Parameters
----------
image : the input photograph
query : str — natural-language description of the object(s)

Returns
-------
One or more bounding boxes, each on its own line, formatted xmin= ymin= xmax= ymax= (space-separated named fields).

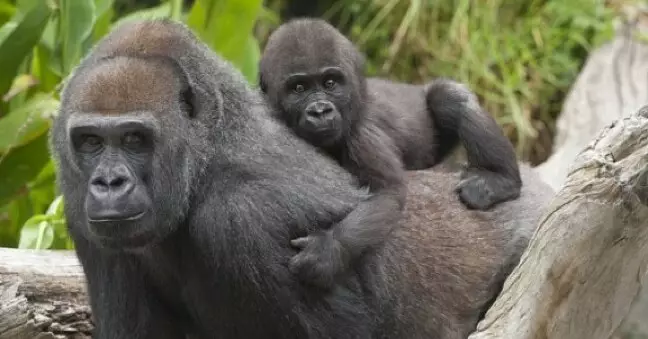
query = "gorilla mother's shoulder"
xmin=50 ymin=18 xmax=553 ymax=339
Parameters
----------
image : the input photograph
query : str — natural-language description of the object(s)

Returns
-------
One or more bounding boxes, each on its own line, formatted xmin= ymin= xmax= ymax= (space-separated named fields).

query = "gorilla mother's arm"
xmin=289 ymin=121 xmax=406 ymax=289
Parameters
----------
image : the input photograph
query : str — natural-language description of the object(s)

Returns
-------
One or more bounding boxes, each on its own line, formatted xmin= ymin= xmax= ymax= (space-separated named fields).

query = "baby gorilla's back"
xmin=366 ymin=77 xmax=440 ymax=170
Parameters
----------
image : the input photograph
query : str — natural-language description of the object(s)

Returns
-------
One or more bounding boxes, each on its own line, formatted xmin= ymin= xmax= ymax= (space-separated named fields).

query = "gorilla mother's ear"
xmin=166 ymin=56 xmax=220 ymax=120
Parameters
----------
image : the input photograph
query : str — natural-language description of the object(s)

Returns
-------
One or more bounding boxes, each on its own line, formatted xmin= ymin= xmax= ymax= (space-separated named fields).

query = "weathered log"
xmin=469 ymin=106 xmax=648 ymax=339
xmin=0 ymin=249 xmax=89 ymax=339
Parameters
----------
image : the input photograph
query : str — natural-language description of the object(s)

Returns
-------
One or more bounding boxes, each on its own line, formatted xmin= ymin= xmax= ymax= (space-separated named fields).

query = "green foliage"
xmin=327 ymin=0 xmax=617 ymax=163
xmin=0 ymin=0 xmax=264 ymax=249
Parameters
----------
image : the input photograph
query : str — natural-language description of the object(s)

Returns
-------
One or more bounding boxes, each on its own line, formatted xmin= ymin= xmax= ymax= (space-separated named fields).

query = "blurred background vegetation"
xmin=0 ymin=0 xmax=627 ymax=250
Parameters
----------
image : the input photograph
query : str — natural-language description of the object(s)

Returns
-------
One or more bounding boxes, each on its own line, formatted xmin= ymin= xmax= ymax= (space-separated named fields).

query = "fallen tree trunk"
xmin=0 ymin=249 xmax=89 ymax=339
xmin=2 ymin=109 xmax=648 ymax=338
xmin=469 ymin=106 xmax=648 ymax=339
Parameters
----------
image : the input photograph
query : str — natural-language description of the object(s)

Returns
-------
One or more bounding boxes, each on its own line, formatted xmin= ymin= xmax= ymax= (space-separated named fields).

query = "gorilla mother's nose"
xmin=89 ymin=164 xmax=135 ymax=197
xmin=305 ymin=100 xmax=334 ymax=118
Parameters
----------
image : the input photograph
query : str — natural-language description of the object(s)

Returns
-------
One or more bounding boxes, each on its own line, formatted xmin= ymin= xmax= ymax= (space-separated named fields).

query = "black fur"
xmin=258 ymin=19 xmax=523 ymax=286
xmin=50 ymin=19 xmax=552 ymax=339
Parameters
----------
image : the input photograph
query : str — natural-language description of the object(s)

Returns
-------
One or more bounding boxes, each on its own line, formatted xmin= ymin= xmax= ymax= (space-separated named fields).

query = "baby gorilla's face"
xmin=278 ymin=67 xmax=350 ymax=148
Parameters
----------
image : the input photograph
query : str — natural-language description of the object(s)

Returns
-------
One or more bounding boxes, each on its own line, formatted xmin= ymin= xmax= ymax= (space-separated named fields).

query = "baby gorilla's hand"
xmin=289 ymin=229 xmax=350 ymax=289
xmin=455 ymin=168 xmax=521 ymax=210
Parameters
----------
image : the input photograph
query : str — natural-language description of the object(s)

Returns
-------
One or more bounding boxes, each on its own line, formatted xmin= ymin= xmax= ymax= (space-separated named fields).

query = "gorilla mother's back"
xmin=51 ymin=19 xmax=554 ymax=339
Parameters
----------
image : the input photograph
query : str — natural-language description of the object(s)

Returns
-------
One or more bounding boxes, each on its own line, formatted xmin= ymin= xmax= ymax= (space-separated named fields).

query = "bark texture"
xmin=470 ymin=106 xmax=648 ymax=339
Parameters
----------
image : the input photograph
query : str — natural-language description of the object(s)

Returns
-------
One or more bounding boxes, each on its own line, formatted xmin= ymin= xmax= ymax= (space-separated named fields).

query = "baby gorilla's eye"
xmin=293 ymin=84 xmax=305 ymax=93
xmin=123 ymin=132 xmax=144 ymax=147
xmin=324 ymin=79 xmax=336 ymax=89
xmin=79 ymin=134 xmax=103 ymax=153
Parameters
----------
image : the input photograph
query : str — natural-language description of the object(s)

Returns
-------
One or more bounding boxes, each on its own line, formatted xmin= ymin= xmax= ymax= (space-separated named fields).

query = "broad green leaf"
xmin=32 ymin=44 xmax=62 ymax=92
xmin=38 ymin=15 xmax=63 ymax=77
xmin=2 ymin=74 xmax=38 ymax=101
xmin=46 ymin=195 xmax=64 ymax=215
xmin=170 ymin=0 xmax=183 ymax=21
xmin=0 ymin=131 xmax=51 ymax=207
xmin=239 ymin=35 xmax=260 ymax=85
xmin=16 ymin=0 xmax=41 ymax=14
xmin=187 ymin=0 xmax=263 ymax=78
xmin=0 ymin=202 xmax=17 ymax=247
xmin=28 ymin=160 xmax=56 ymax=191
xmin=27 ymin=160 xmax=57 ymax=213
xmin=0 ymin=195 xmax=31 ymax=247
xmin=0 ymin=21 xmax=16 ymax=45
xmin=94 ymin=0 xmax=113 ymax=14
xmin=19 ymin=195 xmax=68 ymax=249
xmin=113 ymin=2 xmax=172 ymax=28
xmin=18 ymin=214 xmax=54 ymax=249
xmin=0 ymin=2 xmax=15 ymax=28
xmin=0 ymin=93 xmax=58 ymax=152
xmin=92 ymin=1 xmax=114 ymax=42
xmin=60 ymin=0 xmax=96 ymax=75
xmin=0 ymin=1 xmax=52 ymax=96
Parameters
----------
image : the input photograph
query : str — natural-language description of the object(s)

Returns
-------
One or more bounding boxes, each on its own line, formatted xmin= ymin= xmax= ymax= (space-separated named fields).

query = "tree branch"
xmin=470 ymin=106 xmax=648 ymax=339
xmin=0 ymin=248 xmax=89 ymax=339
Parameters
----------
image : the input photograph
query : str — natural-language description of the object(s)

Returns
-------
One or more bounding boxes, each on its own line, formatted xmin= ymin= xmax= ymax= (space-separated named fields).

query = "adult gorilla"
xmin=50 ymin=19 xmax=553 ymax=339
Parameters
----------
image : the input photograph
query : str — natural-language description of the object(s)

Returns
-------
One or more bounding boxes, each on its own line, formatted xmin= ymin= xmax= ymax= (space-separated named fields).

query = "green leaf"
xmin=0 ymin=2 xmax=16 ymax=25
xmin=0 ymin=195 xmax=32 ymax=247
xmin=0 ymin=131 xmax=51 ymax=207
xmin=59 ymin=0 xmax=96 ymax=75
xmin=31 ymin=44 xmax=62 ymax=92
xmin=112 ymin=2 xmax=172 ymax=27
xmin=239 ymin=35 xmax=260 ymax=85
xmin=186 ymin=0 xmax=262 ymax=79
xmin=0 ymin=21 xmax=16 ymax=44
xmin=92 ymin=0 xmax=114 ymax=42
xmin=0 ymin=93 xmax=59 ymax=152
xmin=18 ymin=213 xmax=54 ymax=249
xmin=0 ymin=1 xmax=52 ymax=96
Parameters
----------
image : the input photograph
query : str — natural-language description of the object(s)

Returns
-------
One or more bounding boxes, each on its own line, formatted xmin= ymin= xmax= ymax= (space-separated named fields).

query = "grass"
xmin=325 ymin=0 xmax=618 ymax=164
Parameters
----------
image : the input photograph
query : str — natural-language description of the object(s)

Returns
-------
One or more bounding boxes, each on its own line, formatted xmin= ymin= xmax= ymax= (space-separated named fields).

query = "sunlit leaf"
xmin=18 ymin=214 xmax=54 ymax=249
xmin=59 ymin=0 xmax=96 ymax=75
xmin=0 ymin=93 xmax=58 ymax=152
xmin=187 ymin=0 xmax=263 ymax=82
xmin=92 ymin=0 xmax=115 ymax=42
xmin=0 ymin=1 xmax=53 ymax=96
xmin=112 ymin=2 xmax=172 ymax=27
xmin=239 ymin=35 xmax=260 ymax=85
xmin=31 ymin=44 xmax=62 ymax=92
xmin=0 ymin=21 xmax=16 ymax=45
xmin=2 ymin=74 xmax=38 ymax=102
xmin=0 ymin=131 xmax=51 ymax=207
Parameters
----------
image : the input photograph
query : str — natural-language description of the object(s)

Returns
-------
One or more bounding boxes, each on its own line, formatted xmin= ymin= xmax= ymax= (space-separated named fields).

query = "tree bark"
xmin=0 ymin=248 xmax=90 ymax=339
xmin=469 ymin=106 xmax=648 ymax=339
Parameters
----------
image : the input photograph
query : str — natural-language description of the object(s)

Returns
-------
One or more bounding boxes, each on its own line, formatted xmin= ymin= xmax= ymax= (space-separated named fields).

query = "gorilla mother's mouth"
xmin=88 ymin=211 xmax=147 ymax=223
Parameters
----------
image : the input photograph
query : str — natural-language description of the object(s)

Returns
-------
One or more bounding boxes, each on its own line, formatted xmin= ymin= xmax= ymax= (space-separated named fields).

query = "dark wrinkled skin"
xmin=50 ymin=19 xmax=553 ymax=339
xmin=258 ymin=18 xmax=523 ymax=289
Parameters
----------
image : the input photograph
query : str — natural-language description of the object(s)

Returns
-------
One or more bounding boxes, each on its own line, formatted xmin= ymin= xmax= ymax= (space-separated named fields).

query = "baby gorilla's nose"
xmin=305 ymin=100 xmax=334 ymax=118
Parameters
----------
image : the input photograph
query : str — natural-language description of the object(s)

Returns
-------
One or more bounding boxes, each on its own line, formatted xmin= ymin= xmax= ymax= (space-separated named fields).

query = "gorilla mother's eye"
xmin=293 ymin=83 xmax=305 ymax=93
xmin=78 ymin=134 xmax=103 ymax=153
xmin=324 ymin=79 xmax=336 ymax=89
xmin=122 ymin=132 xmax=146 ymax=149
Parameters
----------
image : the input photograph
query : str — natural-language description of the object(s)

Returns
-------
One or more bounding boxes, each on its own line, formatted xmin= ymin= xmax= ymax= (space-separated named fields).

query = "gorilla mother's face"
xmin=277 ymin=66 xmax=350 ymax=148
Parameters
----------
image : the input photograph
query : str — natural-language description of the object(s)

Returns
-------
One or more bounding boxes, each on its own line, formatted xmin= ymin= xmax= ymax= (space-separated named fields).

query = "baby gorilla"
xmin=259 ymin=18 xmax=522 ymax=287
